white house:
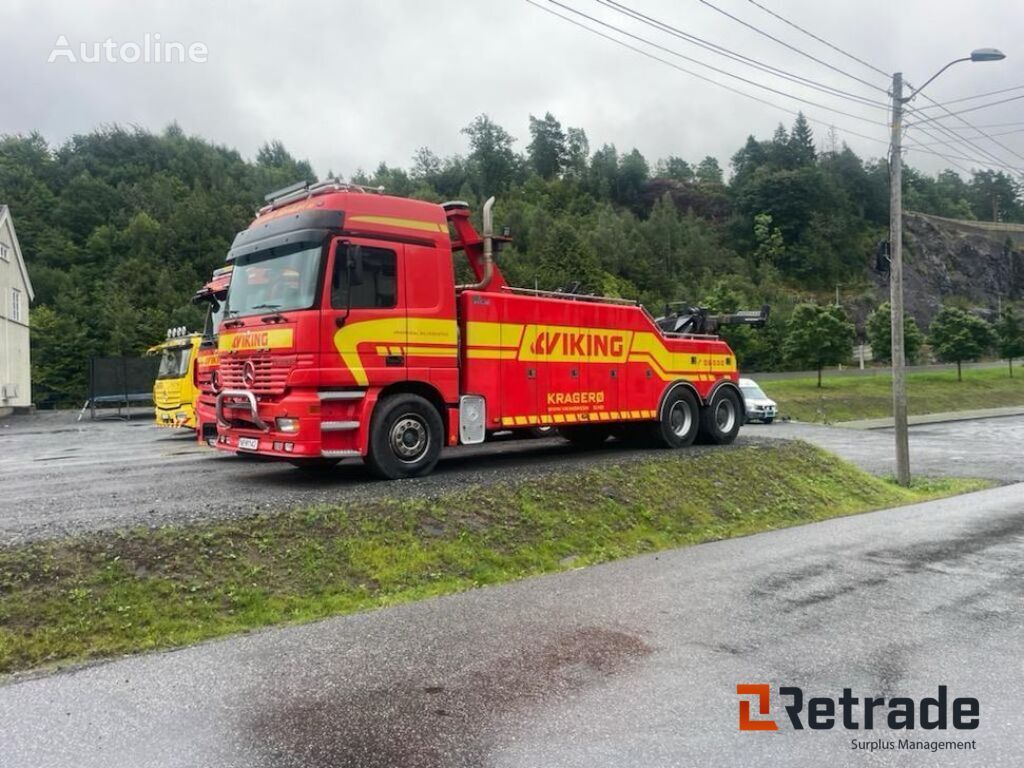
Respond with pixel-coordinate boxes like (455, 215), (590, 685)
(0, 205), (34, 412)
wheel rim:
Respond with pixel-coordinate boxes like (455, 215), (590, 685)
(715, 398), (736, 433)
(389, 414), (429, 463)
(669, 400), (692, 437)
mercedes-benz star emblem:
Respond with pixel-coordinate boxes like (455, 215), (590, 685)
(242, 360), (257, 388)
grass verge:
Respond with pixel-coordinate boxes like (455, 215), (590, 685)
(0, 441), (989, 675)
(763, 367), (1024, 423)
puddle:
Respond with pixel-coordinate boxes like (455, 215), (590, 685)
(247, 626), (652, 767)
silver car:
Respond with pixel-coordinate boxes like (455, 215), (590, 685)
(739, 377), (777, 424)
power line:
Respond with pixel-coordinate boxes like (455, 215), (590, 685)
(695, 0), (890, 94)
(912, 83), (1024, 111)
(904, 142), (1022, 173)
(907, 96), (1024, 171)
(909, 93), (1024, 125)
(914, 126), (1024, 146)
(542, 0), (887, 125)
(903, 118), (1024, 177)
(594, 0), (888, 110)
(944, 121), (1024, 131)
(524, 0), (888, 145)
(902, 146), (975, 176)
(731, 0), (1024, 175)
(744, 0), (892, 79)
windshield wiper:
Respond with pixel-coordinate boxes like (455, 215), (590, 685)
(252, 303), (288, 323)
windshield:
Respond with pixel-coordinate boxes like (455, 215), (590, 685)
(157, 346), (193, 379)
(741, 382), (769, 400)
(226, 242), (323, 317)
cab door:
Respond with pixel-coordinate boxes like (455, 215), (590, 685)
(320, 237), (407, 388)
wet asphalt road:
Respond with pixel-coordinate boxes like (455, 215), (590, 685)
(1, 410), (1022, 543)
(1, 482), (1022, 767)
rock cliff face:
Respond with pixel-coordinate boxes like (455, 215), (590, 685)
(877, 212), (1024, 327)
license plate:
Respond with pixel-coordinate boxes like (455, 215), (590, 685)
(238, 437), (259, 451)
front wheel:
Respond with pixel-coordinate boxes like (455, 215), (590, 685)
(763, 416), (774, 425)
(365, 394), (443, 480)
(699, 387), (742, 445)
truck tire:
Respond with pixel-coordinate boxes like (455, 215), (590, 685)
(559, 424), (611, 448)
(699, 387), (742, 445)
(365, 393), (443, 480)
(651, 387), (700, 448)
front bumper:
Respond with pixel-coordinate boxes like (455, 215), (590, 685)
(745, 405), (777, 421)
(214, 389), (366, 461)
(155, 404), (195, 429)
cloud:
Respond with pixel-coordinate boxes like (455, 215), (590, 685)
(1, 0), (1020, 178)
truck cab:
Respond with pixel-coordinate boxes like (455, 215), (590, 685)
(151, 328), (202, 429)
(193, 266), (233, 445)
(215, 180), (747, 478)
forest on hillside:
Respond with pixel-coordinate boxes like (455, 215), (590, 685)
(1, 112), (1022, 404)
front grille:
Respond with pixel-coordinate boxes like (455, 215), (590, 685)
(219, 353), (308, 396)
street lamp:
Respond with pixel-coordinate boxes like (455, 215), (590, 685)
(889, 48), (1005, 486)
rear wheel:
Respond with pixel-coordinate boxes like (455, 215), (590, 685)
(559, 424), (611, 448)
(699, 387), (742, 445)
(365, 394), (443, 480)
(651, 387), (700, 448)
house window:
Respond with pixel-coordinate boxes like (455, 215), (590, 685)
(0, 243), (8, 261)
(11, 289), (21, 323)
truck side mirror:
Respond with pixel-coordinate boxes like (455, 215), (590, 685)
(347, 244), (365, 286)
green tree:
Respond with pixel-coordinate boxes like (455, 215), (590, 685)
(527, 112), (567, 180)
(783, 303), (855, 386)
(695, 156), (724, 187)
(655, 156), (694, 183)
(866, 303), (925, 364)
(461, 113), (518, 195)
(788, 112), (816, 167)
(995, 305), (1024, 377)
(928, 306), (995, 380)
(564, 127), (590, 180)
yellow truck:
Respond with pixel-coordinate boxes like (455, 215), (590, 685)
(150, 327), (202, 429)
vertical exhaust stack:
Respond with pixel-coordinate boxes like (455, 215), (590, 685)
(456, 196), (496, 291)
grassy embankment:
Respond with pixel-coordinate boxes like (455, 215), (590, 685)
(763, 367), (1024, 423)
(0, 441), (988, 675)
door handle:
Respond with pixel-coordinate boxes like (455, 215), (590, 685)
(385, 355), (404, 367)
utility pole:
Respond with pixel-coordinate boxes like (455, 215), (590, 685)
(889, 72), (911, 486)
(886, 48), (1003, 488)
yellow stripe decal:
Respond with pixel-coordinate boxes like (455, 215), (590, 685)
(347, 214), (447, 234)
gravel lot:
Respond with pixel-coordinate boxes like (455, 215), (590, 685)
(0, 410), (763, 544)
(3, 410), (1021, 545)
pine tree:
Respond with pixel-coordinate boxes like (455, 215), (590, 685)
(789, 112), (816, 166)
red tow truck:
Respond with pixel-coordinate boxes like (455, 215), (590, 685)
(192, 265), (232, 445)
(214, 180), (763, 479)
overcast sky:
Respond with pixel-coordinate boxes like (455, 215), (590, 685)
(1, 0), (1021, 180)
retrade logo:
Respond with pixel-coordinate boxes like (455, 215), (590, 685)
(736, 684), (979, 732)
(736, 684), (779, 731)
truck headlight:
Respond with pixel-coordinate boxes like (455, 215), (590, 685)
(275, 417), (300, 433)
